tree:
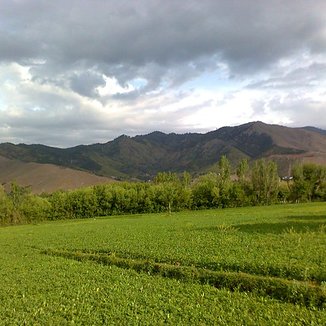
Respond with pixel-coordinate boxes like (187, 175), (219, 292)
(251, 159), (279, 205)
(93, 184), (114, 216)
(48, 190), (72, 220)
(8, 182), (30, 209)
(0, 185), (14, 225)
(236, 158), (249, 183)
(19, 195), (51, 223)
(191, 173), (219, 209)
(181, 171), (191, 188)
(291, 163), (326, 202)
(217, 155), (232, 207)
(235, 158), (251, 206)
(153, 172), (178, 184)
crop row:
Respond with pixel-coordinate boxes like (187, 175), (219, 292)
(1, 203), (326, 324)
(42, 248), (326, 308)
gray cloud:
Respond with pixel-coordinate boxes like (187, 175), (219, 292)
(0, 1), (325, 146)
(69, 70), (105, 98)
(248, 62), (326, 90)
(2, 1), (325, 75)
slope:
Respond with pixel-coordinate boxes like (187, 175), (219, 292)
(0, 156), (114, 194)
(0, 122), (325, 179)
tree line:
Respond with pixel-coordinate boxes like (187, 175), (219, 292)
(1, 158), (325, 225)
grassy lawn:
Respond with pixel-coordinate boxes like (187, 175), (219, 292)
(0, 203), (325, 325)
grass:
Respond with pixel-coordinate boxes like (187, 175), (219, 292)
(0, 202), (326, 324)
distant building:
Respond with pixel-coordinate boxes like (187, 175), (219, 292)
(281, 176), (293, 181)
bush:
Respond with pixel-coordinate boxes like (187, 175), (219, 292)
(19, 195), (51, 223)
(0, 186), (15, 225)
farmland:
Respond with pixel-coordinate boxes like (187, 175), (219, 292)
(1, 203), (326, 325)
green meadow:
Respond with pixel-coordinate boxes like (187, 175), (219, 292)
(1, 203), (326, 325)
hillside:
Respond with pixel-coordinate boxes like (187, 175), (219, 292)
(0, 156), (114, 193)
(0, 121), (325, 181)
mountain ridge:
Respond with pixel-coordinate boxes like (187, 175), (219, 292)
(0, 121), (325, 184)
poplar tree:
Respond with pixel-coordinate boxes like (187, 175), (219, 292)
(251, 159), (279, 204)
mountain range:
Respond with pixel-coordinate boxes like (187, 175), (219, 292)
(1, 121), (326, 192)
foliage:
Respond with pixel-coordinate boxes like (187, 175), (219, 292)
(43, 247), (325, 307)
(251, 159), (279, 205)
(0, 161), (326, 226)
(0, 185), (14, 224)
(0, 204), (325, 324)
(0, 183), (50, 225)
(291, 163), (326, 202)
(19, 195), (51, 223)
(191, 172), (219, 209)
(236, 158), (249, 182)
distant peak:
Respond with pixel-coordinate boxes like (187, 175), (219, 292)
(303, 126), (326, 135)
(116, 134), (130, 140)
(248, 121), (267, 127)
(140, 131), (168, 141)
(147, 131), (166, 136)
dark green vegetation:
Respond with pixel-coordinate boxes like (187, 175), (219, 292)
(0, 204), (325, 324)
(1, 159), (325, 226)
(1, 159), (326, 226)
(1, 121), (325, 179)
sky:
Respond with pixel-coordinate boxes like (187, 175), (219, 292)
(1, 0), (326, 148)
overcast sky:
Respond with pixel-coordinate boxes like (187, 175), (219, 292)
(1, 0), (326, 147)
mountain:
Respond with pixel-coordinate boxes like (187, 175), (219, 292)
(303, 126), (326, 136)
(0, 121), (325, 184)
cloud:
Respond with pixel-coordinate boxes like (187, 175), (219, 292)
(0, 1), (325, 146)
(70, 70), (106, 98)
(2, 1), (326, 74)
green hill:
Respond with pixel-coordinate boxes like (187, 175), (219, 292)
(0, 121), (325, 180)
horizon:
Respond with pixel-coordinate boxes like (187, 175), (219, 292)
(1, 120), (325, 149)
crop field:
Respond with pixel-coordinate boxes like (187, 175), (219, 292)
(1, 203), (326, 325)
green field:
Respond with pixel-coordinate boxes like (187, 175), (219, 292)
(1, 203), (326, 325)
